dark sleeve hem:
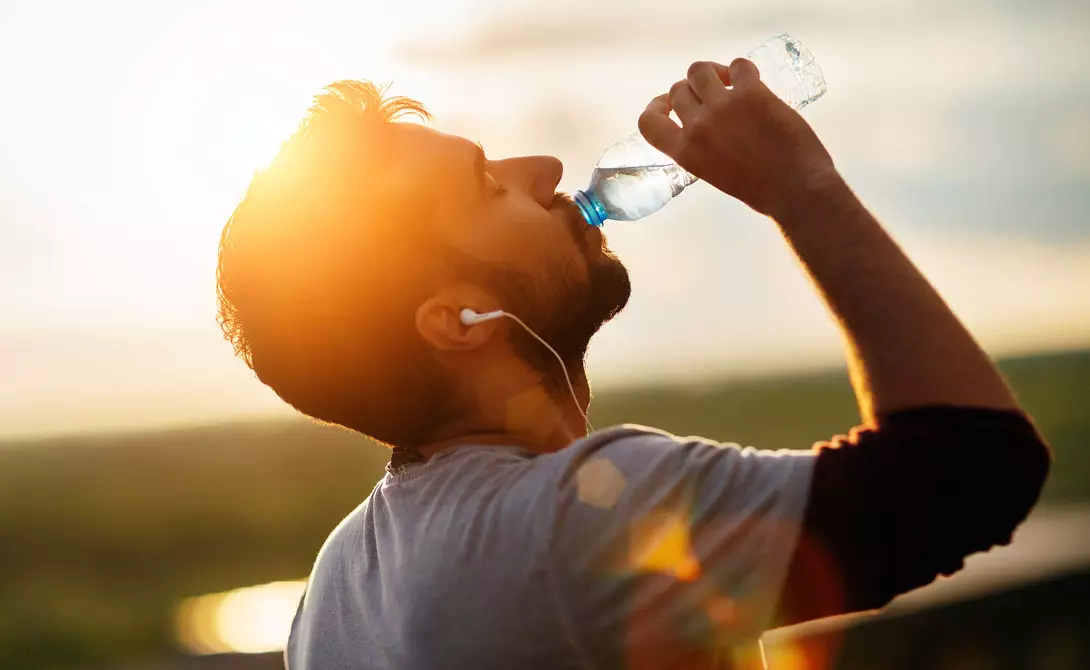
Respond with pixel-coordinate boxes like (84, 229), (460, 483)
(772, 404), (1051, 627)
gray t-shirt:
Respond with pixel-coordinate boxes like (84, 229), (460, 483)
(286, 424), (816, 670)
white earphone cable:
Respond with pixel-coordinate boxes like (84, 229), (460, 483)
(497, 312), (594, 434)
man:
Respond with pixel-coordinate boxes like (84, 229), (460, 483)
(216, 59), (1050, 669)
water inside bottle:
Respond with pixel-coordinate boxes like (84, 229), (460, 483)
(575, 34), (825, 226)
(589, 163), (695, 221)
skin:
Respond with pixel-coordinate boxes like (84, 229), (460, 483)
(385, 124), (614, 456)
(640, 59), (1019, 424)
(412, 56), (1022, 461)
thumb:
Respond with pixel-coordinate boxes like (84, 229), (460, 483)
(728, 58), (760, 88)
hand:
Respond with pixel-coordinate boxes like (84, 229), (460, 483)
(639, 58), (839, 217)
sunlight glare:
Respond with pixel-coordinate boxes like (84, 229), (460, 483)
(627, 507), (701, 582)
(763, 640), (815, 670)
(176, 579), (307, 655)
(225, 106), (305, 178)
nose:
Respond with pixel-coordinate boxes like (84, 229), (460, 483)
(491, 155), (563, 208)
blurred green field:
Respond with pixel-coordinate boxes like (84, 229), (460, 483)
(0, 348), (1087, 667)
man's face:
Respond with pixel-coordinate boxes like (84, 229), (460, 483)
(390, 124), (631, 373)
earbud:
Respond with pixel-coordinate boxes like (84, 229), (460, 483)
(457, 306), (594, 433)
(460, 308), (505, 326)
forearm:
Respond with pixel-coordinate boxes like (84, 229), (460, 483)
(770, 172), (1020, 425)
(770, 182), (1052, 625)
(640, 58), (1052, 631)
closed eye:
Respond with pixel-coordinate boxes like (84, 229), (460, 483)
(475, 141), (507, 199)
(487, 173), (507, 197)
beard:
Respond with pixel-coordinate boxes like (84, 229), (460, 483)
(449, 194), (631, 389)
(538, 193), (631, 363)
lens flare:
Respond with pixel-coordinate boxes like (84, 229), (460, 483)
(175, 580), (307, 654)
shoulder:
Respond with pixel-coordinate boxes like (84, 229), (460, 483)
(543, 424), (816, 507)
(541, 426), (820, 654)
(547, 423), (714, 475)
(305, 483), (379, 581)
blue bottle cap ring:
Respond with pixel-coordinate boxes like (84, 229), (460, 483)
(573, 189), (607, 227)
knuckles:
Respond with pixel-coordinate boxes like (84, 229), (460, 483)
(706, 93), (735, 115)
(687, 60), (711, 79)
(686, 115), (713, 142)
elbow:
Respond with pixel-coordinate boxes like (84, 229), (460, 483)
(889, 406), (1053, 535)
(875, 406), (1054, 570)
(950, 413), (1053, 557)
(788, 407), (1054, 619)
(986, 420), (1052, 535)
(1016, 423), (1052, 499)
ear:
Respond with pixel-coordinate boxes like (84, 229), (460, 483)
(415, 293), (499, 352)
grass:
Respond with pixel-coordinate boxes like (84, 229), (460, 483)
(0, 348), (1086, 666)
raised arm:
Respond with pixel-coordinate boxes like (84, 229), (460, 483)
(639, 58), (1051, 624)
(640, 58), (1018, 423)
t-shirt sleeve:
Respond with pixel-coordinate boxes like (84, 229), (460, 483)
(547, 426), (816, 669)
(772, 405), (1051, 626)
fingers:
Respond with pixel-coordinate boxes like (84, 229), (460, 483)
(686, 61), (730, 101)
(668, 80), (701, 124)
(641, 58), (761, 153)
(638, 93), (681, 153)
(728, 58), (760, 87)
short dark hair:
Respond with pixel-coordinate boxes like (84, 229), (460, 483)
(216, 80), (460, 447)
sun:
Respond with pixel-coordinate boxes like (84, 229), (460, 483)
(222, 99), (308, 178)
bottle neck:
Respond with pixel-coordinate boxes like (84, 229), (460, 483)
(573, 189), (607, 228)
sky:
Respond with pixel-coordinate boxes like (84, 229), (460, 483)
(2, 0), (1089, 438)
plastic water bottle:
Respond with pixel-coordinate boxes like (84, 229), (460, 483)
(573, 34), (827, 227)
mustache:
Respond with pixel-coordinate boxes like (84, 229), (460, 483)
(552, 192), (590, 250)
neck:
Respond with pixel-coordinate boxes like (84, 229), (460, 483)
(417, 364), (590, 459)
